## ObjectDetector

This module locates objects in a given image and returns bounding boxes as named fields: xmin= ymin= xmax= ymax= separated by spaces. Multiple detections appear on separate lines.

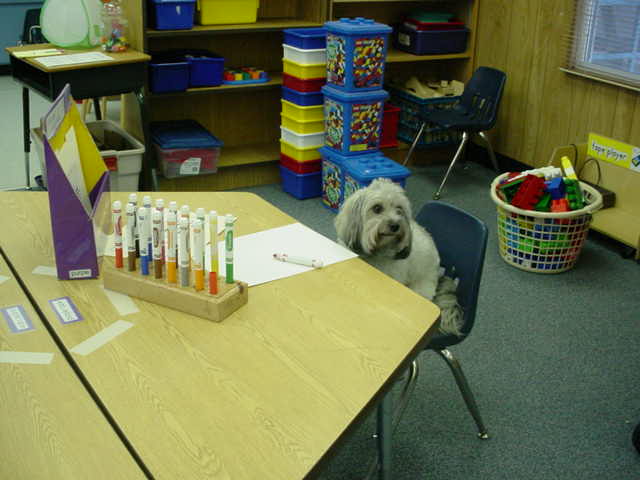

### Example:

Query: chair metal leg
xmin=478 ymin=131 xmax=500 ymax=172
xmin=433 ymin=131 xmax=469 ymax=200
xmin=402 ymin=121 xmax=426 ymax=166
xmin=435 ymin=348 xmax=489 ymax=439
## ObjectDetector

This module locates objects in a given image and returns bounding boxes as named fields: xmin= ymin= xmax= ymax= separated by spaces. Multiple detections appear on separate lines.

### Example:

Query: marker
xmin=128 ymin=193 xmax=139 ymax=258
xmin=166 ymin=210 xmax=177 ymax=284
xmin=273 ymin=253 xmax=323 ymax=269
xmin=155 ymin=199 xmax=165 ymax=263
xmin=224 ymin=214 xmax=234 ymax=284
xmin=125 ymin=203 xmax=136 ymax=272
xmin=138 ymin=207 xmax=149 ymax=275
xmin=192 ymin=219 xmax=204 ymax=291
xmin=561 ymin=156 xmax=578 ymax=180
xmin=178 ymin=217 xmax=189 ymax=287
xmin=152 ymin=210 xmax=163 ymax=279
xmin=209 ymin=210 xmax=218 ymax=295
xmin=112 ymin=201 xmax=123 ymax=268
xmin=143 ymin=195 xmax=153 ymax=263
xmin=195 ymin=208 xmax=206 ymax=270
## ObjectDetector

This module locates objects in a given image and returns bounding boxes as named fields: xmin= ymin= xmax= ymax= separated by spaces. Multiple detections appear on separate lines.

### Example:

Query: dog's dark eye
xmin=372 ymin=204 xmax=383 ymax=214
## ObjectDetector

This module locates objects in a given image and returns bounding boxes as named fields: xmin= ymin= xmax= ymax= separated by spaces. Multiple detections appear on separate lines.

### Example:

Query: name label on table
xmin=1 ymin=305 xmax=35 ymax=334
xmin=49 ymin=297 xmax=83 ymax=325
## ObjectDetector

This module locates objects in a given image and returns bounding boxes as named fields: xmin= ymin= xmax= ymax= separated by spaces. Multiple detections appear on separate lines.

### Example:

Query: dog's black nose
xmin=389 ymin=223 xmax=400 ymax=233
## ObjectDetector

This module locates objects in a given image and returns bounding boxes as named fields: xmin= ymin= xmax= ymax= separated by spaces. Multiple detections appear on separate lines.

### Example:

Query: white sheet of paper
xmin=209 ymin=222 xmax=357 ymax=286
xmin=55 ymin=126 xmax=92 ymax=215
xmin=35 ymin=51 xmax=113 ymax=68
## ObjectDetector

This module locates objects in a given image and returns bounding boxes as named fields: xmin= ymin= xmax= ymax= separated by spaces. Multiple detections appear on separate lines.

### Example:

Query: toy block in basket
xmin=490 ymin=159 xmax=603 ymax=273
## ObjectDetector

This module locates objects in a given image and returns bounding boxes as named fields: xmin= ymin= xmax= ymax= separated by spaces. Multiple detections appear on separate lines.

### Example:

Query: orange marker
xmin=112 ymin=201 xmax=123 ymax=268
xmin=166 ymin=210 xmax=177 ymax=284
xmin=192 ymin=219 xmax=204 ymax=291
xmin=209 ymin=210 xmax=218 ymax=295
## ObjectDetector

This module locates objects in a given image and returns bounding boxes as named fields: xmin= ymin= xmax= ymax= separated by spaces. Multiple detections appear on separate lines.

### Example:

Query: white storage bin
xmin=280 ymin=126 xmax=324 ymax=148
xmin=282 ymin=44 xmax=326 ymax=65
xmin=31 ymin=120 xmax=145 ymax=191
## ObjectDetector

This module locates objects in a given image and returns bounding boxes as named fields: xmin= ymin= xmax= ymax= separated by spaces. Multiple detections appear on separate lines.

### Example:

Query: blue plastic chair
xmin=403 ymin=67 xmax=507 ymax=200
xmin=369 ymin=201 xmax=489 ymax=479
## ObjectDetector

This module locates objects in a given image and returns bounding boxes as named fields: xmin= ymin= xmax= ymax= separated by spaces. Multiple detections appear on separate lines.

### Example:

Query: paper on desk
xmin=208 ymin=222 xmax=357 ymax=286
xmin=35 ymin=51 xmax=113 ymax=68
xmin=101 ymin=213 xmax=226 ymax=257
xmin=13 ymin=48 xmax=63 ymax=58
xmin=55 ymin=126 xmax=92 ymax=215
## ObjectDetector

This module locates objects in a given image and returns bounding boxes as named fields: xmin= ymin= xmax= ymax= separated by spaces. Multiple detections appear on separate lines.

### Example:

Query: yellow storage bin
xmin=281 ymin=99 xmax=324 ymax=122
xmin=196 ymin=0 xmax=259 ymax=25
xmin=280 ymin=139 xmax=322 ymax=162
xmin=282 ymin=58 xmax=326 ymax=80
xmin=281 ymin=113 xmax=324 ymax=134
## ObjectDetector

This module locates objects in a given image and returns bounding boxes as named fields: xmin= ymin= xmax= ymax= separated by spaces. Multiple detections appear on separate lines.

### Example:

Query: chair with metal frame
xmin=403 ymin=66 xmax=507 ymax=200
xmin=368 ymin=201 xmax=489 ymax=480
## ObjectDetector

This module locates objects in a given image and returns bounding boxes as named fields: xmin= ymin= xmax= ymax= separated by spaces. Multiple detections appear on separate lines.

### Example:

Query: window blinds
xmin=565 ymin=0 xmax=640 ymax=89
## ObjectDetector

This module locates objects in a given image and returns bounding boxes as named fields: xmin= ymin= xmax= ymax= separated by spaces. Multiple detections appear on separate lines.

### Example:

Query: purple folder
xmin=42 ymin=85 xmax=111 ymax=280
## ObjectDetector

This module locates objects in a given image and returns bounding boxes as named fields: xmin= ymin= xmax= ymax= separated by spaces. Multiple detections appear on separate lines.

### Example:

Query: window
xmin=565 ymin=0 xmax=640 ymax=89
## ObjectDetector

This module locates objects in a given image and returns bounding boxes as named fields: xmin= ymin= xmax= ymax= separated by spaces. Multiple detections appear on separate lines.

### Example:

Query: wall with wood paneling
xmin=475 ymin=0 xmax=640 ymax=167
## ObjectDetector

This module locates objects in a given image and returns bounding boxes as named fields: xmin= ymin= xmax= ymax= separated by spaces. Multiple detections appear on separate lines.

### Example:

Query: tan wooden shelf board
xmin=150 ymin=73 xmax=283 ymax=98
xmin=217 ymin=142 xmax=280 ymax=168
xmin=387 ymin=47 xmax=472 ymax=63
xmin=147 ymin=19 xmax=323 ymax=37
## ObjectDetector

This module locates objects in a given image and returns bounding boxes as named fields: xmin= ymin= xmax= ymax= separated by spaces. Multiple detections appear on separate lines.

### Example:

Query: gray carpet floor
xmin=236 ymin=160 xmax=640 ymax=480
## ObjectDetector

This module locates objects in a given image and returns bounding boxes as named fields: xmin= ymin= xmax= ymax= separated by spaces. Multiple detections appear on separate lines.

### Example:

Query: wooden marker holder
xmin=101 ymin=257 xmax=248 ymax=322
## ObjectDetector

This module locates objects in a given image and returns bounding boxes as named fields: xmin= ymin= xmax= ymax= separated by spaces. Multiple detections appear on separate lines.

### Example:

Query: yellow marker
xmin=166 ymin=211 xmax=177 ymax=284
xmin=209 ymin=210 xmax=218 ymax=294
xmin=192 ymin=219 xmax=204 ymax=291
xmin=561 ymin=156 xmax=578 ymax=180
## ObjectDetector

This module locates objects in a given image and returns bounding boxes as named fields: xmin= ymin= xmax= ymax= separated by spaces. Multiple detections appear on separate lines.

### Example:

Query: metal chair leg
xmin=402 ymin=121 xmax=426 ymax=166
xmin=433 ymin=131 xmax=469 ymax=200
xmin=478 ymin=131 xmax=500 ymax=172
xmin=435 ymin=348 xmax=489 ymax=439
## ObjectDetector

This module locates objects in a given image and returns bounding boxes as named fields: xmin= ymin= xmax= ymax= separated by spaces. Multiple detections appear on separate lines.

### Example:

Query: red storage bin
xmin=380 ymin=102 xmax=400 ymax=149
xmin=280 ymin=153 xmax=322 ymax=173
xmin=403 ymin=19 xmax=465 ymax=31
xmin=282 ymin=73 xmax=326 ymax=92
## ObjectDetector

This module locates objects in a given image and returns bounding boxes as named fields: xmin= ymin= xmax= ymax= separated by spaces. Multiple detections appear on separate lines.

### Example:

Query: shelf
xmin=147 ymin=19 xmax=323 ymax=38
xmin=217 ymin=141 xmax=280 ymax=169
xmin=333 ymin=0 xmax=426 ymax=2
xmin=150 ymin=73 xmax=283 ymax=97
xmin=386 ymin=47 xmax=473 ymax=63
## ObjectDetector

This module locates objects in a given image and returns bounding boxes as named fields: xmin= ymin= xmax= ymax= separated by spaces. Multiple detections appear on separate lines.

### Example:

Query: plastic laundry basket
xmin=490 ymin=173 xmax=602 ymax=273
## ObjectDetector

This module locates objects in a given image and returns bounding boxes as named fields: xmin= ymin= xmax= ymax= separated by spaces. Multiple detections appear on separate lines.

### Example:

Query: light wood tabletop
xmin=0 ymin=191 xmax=439 ymax=480
xmin=0 ymin=252 xmax=146 ymax=480
xmin=5 ymin=44 xmax=150 ymax=73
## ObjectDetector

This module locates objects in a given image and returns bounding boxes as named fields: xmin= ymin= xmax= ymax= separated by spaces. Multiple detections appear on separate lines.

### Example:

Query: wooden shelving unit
xmin=146 ymin=19 xmax=323 ymax=37
xmin=149 ymin=73 xmax=283 ymax=97
xmin=386 ymin=47 xmax=473 ymax=63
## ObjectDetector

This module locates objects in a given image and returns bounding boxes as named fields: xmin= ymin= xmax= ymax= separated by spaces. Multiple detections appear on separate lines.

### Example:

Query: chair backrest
xmin=22 ymin=9 xmax=45 ymax=45
xmin=415 ymin=202 xmax=488 ymax=343
xmin=459 ymin=66 xmax=506 ymax=131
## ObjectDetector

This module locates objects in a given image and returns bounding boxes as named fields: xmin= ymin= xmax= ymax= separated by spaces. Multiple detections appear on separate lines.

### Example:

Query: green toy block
xmin=498 ymin=177 xmax=525 ymax=203
xmin=564 ymin=178 xmax=584 ymax=210
xmin=535 ymin=193 xmax=551 ymax=212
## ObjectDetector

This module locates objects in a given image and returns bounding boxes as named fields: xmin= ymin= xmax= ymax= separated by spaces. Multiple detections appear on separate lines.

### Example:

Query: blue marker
xmin=137 ymin=207 xmax=150 ymax=275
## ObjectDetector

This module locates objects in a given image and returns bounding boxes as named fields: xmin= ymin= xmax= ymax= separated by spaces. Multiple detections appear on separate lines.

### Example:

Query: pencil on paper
xmin=273 ymin=253 xmax=323 ymax=269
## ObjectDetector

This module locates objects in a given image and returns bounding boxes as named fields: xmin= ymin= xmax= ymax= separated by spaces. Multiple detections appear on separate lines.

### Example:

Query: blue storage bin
xmin=283 ymin=28 xmax=327 ymax=49
xmin=396 ymin=24 xmax=469 ymax=55
xmin=325 ymin=17 xmax=392 ymax=92
xmin=186 ymin=51 xmax=224 ymax=87
xmin=279 ymin=165 xmax=322 ymax=199
xmin=320 ymin=147 xmax=410 ymax=212
xmin=322 ymin=85 xmax=388 ymax=155
xmin=281 ymin=86 xmax=323 ymax=106
xmin=150 ymin=0 xmax=196 ymax=30
xmin=150 ymin=57 xmax=190 ymax=93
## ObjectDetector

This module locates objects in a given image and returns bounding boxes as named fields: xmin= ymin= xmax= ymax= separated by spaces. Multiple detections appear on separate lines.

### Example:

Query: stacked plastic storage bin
xmin=279 ymin=28 xmax=327 ymax=199
xmin=320 ymin=17 xmax=410 ymax=212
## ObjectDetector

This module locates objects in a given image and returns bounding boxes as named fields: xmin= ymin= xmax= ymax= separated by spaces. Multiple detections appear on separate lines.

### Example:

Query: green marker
xmin=225 ymin=214 xmax=234 ymax=283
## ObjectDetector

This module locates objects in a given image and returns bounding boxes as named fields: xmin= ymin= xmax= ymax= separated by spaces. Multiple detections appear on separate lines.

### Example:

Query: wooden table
xmin=5 ymin=44 xmax=151 ymax=190
xmin=0 ymin=191 xmax=439 ymax=480
xmin=0 ymin=252 xmax=146 ymax=479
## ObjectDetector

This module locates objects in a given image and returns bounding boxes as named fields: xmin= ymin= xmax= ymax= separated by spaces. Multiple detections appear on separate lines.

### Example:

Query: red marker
xmin=112 ymin=201 xmax=123 ymax=268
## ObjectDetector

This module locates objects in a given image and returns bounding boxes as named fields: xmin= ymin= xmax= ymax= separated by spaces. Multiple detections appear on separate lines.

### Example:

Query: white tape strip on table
xmin=70 ymin=320 xmax=134 ymax=356
xmin=100 ymin=286 xmax=139 ymax=316
xmin=0 ymin=351 xmax=54 ymax=364
xmin=32 ymin=266 xmax=58 ymax=277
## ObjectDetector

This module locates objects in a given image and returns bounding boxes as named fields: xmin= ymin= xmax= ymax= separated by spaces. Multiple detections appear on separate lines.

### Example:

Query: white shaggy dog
xmin=335 ymin=178 xmax=463 ymax=336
